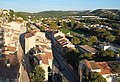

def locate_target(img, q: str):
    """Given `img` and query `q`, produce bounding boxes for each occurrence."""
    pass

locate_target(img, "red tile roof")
[35,54,42,60]
[45,52,53,59]
[41,55,48,65]
[13,36,19,40]
[96,62,111,74]
[25,30,37,38]
[6,46,16,52]
[39,41,47,44]
[25,32,34,38]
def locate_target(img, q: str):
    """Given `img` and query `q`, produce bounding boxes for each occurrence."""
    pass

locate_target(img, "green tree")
[26,22,31,32]
[89,36,98,43]
[101,50,114,57]
[117,48,120,54]
[103,31,110,37]
[106,34,115,42]
[40,26,45,32]
[88,72,107,82]
[80,38,87,45]
[73,22,83,29]
[116,29,120,36]
[30,66,45,82]
[9,9,14,16]
[8,17,14,22]
[15,12,28,20]
[8,9,15,22]
[95,28,107,37]
[49,22,59,31]
[84,53,92,60]
[61,21,67,28]
[96,50,115,61]
[64,49,81,68]
[71,37,80,45]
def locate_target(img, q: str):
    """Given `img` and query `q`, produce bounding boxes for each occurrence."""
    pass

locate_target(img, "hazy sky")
[0,0,120,12]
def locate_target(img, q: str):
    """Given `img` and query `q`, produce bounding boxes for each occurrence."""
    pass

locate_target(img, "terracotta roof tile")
[35,54,42,60]
[96,62,111,74]
[25,30,37,38]
[9,47,16,52]
[6,46,16,52]
[25,32,34,38]
[41,55,48,65]
[2,54,15,63]
[13,36,19,40]
[45,52,53,59]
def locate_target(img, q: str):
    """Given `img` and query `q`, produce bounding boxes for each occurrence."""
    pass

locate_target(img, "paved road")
[52,47,79,82]
[45,31,79,82]
[18,32,30,82]
[19,64,30,82]
[53,58,68,82]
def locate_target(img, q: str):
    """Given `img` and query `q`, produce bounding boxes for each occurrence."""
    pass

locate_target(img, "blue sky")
[0,0,120,12]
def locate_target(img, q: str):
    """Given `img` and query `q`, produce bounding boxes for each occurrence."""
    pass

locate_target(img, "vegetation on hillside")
[15,9,120,18]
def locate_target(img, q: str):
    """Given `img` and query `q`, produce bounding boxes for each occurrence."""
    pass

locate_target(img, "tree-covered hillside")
[15,9,120,18]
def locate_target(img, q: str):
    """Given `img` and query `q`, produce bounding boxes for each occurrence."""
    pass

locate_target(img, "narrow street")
[45,31,79,82]
[53,58,68,82]
[18,33,30,82]
[52,47,79,82]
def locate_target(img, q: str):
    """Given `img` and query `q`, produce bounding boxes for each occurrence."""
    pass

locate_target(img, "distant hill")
[91,9,120,17]
[15,11,80,18]
[15,9,120,18]
[34,11,80,17]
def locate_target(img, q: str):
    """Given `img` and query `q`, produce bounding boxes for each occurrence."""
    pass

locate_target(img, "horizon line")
[1,8,120,13]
